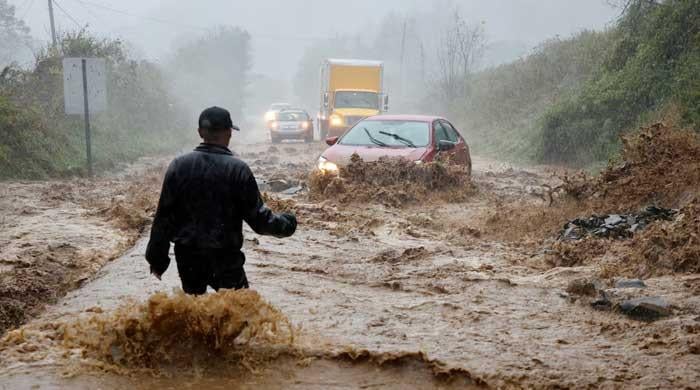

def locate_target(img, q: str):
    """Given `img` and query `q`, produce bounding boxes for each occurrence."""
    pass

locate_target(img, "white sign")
[62,58,107,115]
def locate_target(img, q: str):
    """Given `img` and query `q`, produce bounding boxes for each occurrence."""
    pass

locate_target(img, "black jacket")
[145,143,295,274]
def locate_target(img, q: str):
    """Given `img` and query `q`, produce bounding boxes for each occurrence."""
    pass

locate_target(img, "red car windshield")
[339,120,429,147]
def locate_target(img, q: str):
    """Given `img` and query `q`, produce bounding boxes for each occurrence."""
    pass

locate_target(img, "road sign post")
[63,58,106,177]
[81,59,93,176]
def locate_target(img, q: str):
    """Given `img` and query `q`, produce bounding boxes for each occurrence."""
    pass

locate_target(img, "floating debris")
[559,206,677,241]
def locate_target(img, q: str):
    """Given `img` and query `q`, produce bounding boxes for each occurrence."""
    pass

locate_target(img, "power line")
[71,0,208,31]
[64,0,105,26]
[53,0,84,29]
[67,0,328,42]
[19,0,36,20]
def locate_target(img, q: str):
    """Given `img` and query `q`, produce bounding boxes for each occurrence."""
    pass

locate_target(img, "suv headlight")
[318,156,339,173]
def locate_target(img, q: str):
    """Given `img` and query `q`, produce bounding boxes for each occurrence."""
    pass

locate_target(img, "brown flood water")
[1,142,698,389]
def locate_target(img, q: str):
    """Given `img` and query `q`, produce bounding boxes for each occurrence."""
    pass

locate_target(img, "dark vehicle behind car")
[269,109,314,143]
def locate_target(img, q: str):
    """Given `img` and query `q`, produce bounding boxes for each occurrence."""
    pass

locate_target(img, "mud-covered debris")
[257,179,300,193]
[566,278,601,297]
[368,247,430,264]
[561,123,700,210]
[559,206,677,241]
[281,185,304,195]
[308,153,474,207]
[614,279,646,289]
[563,279,616,310]
[261,193,297,213]
[619,296,671,321]
[590,293,613,310]
[625,199,700,276]
[267,179,293,192]
[322,177,346,197]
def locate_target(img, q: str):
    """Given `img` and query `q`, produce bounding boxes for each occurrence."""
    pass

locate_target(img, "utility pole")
[419,41,425,85]
[398,18,407,108]
[48,0,57,47]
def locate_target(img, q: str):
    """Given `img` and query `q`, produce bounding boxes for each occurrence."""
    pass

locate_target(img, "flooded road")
[1,142,698,389]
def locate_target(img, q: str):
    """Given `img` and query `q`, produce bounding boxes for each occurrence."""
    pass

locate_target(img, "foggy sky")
[11,0,617,77]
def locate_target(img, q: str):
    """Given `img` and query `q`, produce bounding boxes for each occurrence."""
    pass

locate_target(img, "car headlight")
[318,156,339,173]
[270,121,279,130]
[330,115,343,127]
[265,111,276,122]
[301,121,310,130]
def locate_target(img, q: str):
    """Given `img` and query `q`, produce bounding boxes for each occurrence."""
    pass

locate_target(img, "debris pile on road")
[561,123,700,211]
[558,206,677,241]
[308,153,474,207]
[550,199,700,276]
[544,123,700,277]
[623,198,700,276]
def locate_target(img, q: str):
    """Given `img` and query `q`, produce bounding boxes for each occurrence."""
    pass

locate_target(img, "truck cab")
[319,59,389,138]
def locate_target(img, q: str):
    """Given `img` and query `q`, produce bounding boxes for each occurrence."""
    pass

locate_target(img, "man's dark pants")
[174,245,249,295]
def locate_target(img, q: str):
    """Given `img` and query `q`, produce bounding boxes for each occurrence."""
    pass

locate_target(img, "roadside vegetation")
[0,29,191,179]
[293,0,698,167]
[460,0,700,166]
[0,1,252,180]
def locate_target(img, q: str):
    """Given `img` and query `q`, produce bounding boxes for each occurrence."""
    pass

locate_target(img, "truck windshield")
[334,91,379,109]
[339,120,429,147]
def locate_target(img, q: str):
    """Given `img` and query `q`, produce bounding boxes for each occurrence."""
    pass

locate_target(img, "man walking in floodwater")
[145,106,297,294]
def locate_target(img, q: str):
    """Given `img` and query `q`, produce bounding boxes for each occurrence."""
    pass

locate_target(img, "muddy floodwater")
[1,141,698,389]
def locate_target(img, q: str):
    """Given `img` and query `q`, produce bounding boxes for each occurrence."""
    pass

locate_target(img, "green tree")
[540,0,700,164]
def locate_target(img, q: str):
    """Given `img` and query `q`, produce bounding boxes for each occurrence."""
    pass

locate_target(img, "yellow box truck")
[319,59,389,138]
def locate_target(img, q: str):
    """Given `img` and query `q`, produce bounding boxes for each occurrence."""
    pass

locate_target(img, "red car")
[317,114,471,176]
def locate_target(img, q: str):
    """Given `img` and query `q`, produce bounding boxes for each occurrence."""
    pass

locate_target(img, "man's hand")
[280,212,297,236]
[150,265,164,280]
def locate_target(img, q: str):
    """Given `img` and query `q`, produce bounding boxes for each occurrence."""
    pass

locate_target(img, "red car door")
[433,120,461,162]
[440,120,472,175]
[440,121,468,162]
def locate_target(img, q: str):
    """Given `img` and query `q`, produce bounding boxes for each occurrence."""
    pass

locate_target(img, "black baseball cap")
[198,106,240,131]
